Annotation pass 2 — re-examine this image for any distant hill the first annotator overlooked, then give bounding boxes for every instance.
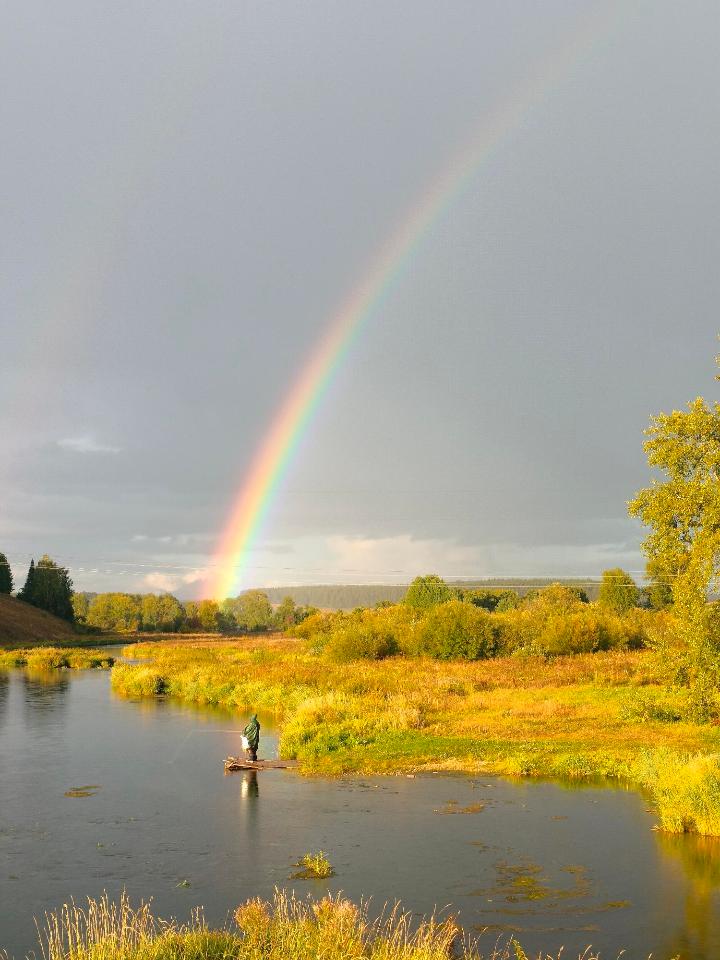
[262,579,601,611]
[0,594,77,647]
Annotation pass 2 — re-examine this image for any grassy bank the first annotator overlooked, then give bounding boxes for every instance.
[110,639,720,835]
[0,646,115,670]
[35,890,596,960]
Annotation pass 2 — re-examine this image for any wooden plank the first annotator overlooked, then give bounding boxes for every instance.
[224,756,298,771]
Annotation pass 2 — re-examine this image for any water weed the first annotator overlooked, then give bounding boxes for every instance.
[292,851,335,879]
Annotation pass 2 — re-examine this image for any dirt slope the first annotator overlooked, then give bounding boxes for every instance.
[0,594,76,647]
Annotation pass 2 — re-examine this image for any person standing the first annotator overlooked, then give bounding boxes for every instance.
[243,713,260,762]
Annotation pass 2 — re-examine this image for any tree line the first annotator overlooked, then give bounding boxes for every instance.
[72,590,312,634]
[0,554,313,634]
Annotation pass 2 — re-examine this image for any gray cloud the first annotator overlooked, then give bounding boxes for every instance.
[2,0,719,593]
[57,436,121,455]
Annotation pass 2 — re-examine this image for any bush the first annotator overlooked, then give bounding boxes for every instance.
[417,600,499,660]
[496,605,647,657]
[324,611,399,663]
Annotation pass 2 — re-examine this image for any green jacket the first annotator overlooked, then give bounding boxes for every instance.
[243,714,260,750]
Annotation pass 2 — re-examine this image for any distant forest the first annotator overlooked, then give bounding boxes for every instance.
[263,579,602,610]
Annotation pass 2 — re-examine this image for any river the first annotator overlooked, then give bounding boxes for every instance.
[1,662,720,959]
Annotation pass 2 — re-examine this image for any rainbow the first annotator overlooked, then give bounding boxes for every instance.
[208,2,624,600]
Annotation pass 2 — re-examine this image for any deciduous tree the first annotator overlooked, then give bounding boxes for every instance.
[629,389,720,716]
[403,574,452,609]
[597,568,639,613]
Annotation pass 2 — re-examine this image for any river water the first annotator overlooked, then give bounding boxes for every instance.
[1,664,720,959]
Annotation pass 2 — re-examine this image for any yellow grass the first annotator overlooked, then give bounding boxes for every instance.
[35,890,601,960]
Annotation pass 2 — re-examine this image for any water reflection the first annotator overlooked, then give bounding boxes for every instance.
[21,670,69,725]
[241,770,259,800]
[0,671,8,726]
[657,833,720,958]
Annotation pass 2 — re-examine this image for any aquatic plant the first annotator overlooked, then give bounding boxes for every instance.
[292,850,334,879]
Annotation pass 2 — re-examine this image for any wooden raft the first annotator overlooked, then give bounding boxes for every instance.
[224,756,298,772]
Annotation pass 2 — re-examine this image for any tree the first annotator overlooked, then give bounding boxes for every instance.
[224,591,273,632]
[629,389,720,716]
[72,592,90,623]
[274,596,298,630]
[87,593,142,631]
[643,557,674,610]
[0,552,13,594]
[18,559,35,603]
[141,593,184,632]
[197,599,221,632]
[18,555,74,622]
[403,574,453,609]
[597,568,639,613]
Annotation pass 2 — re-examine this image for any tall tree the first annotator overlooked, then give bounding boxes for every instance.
[0,552,13,594]
[71,592,90,623]
[18,559,36,603]
[87,593,141,631]
[403,574,453,609]
[597,568,639,613]
[19,555,74,622]
[629,385,720,717]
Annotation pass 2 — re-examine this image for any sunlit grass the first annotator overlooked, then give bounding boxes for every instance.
[292,851,334,879]
[34,890,603,960]
[0,646,114,671]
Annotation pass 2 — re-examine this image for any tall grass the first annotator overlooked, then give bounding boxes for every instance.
[0,647,114,671]
[642,752,720,835]
[35,890,601,960]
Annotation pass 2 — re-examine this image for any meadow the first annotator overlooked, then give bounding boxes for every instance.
[111,632,720,836]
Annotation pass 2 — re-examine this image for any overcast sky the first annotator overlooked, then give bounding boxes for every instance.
[2,0,719,596]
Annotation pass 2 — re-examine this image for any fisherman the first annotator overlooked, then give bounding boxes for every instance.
[243,713,260,762]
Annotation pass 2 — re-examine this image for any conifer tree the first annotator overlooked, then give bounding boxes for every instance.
[0,552,12,594]
[18,555,74,622]
[18,559,36,603]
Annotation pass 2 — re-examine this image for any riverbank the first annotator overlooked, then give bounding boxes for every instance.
[110,639,720,835]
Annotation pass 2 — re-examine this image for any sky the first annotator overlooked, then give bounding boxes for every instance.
[2,0,720,597]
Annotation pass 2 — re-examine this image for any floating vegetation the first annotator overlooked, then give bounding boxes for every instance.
[176,879,191,888]
[64,785,101,798]
[435,800,489,815]
[292,850,335,879]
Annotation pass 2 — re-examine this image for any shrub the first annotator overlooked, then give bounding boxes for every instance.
[417,600,499,660]
[496,605,646,657]
[324,611,399,663]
